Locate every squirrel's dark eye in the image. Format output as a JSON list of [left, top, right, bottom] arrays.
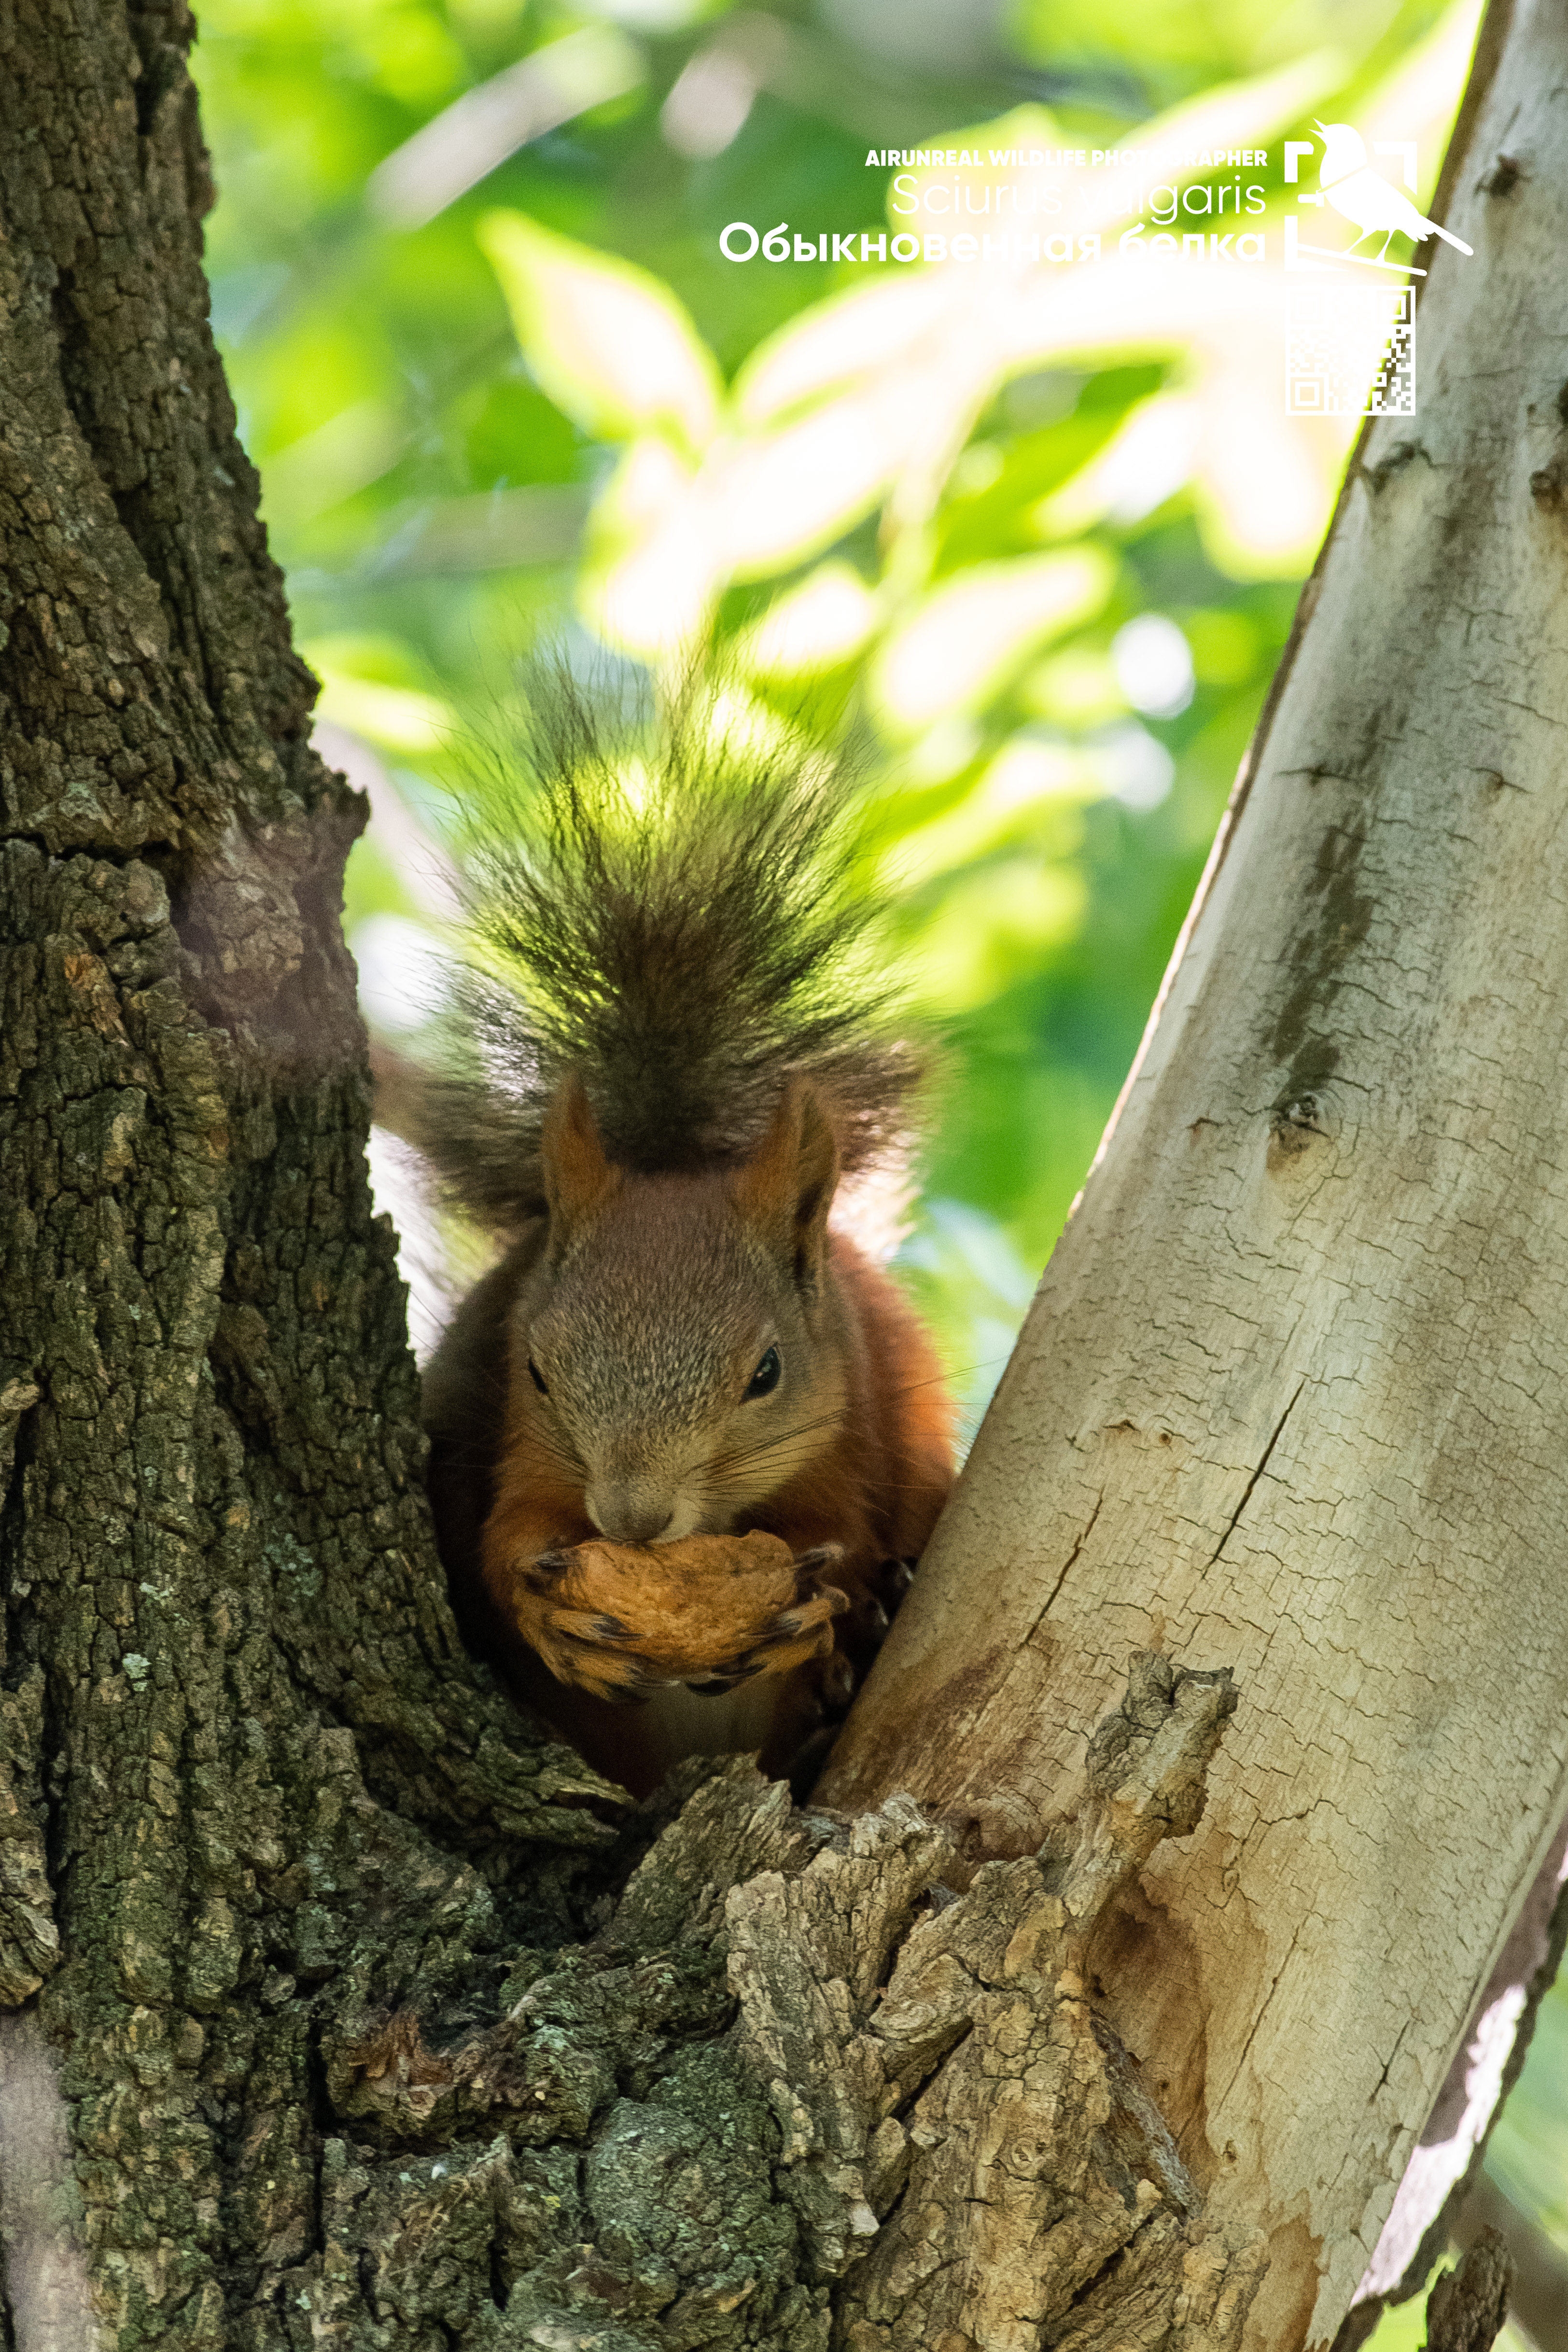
[[745, 1345, 781, 1400], [528, 1357, 548, 1396]]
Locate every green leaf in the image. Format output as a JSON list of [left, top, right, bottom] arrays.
[[479, 210, 722, 460], [733, 562, 879, 680], [872, 548, 1115, 735]]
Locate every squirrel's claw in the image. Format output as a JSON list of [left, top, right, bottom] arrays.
[[828, 1554, 916, 1683], [701, 1576, 846, 1686], [541, 1612, 658, 1703], [880, 1555, 917, 1600], [756, 1589, 847, 1652], [523, 1550, 572, 1594]]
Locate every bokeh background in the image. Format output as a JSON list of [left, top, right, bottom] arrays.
[[190, 0, 1565, 2337]]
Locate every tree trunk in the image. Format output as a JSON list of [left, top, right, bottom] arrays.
[[823, 0, 1568, 2342], [0, 0, 620, 2339], [0, 2, 1546, 2350], [0, 6, 1266, 2348]]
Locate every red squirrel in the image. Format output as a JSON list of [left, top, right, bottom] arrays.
[[410, 679, 955, 1795]]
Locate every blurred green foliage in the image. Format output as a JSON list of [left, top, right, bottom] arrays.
[[192, 0, 1568, 2329], [193, 0, 1484, 1422]]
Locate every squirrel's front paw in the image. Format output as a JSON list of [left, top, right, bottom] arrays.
[[685, 1543, 849, 1694], [515, 1550, 660, 1701], [511, 1532, 846, 1703]]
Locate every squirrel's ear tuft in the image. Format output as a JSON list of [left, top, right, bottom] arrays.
[[731, 1079, 840, 1292], [542, 1073, 619, 1251]]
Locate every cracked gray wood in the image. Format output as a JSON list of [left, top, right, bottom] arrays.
[[822, 1, 1568, 2342]]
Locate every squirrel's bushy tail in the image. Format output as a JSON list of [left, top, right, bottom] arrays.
[[406, 671, 922, 1234]]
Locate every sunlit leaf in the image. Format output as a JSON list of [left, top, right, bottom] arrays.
[[937, 399, 1146, 571], [480, 210, 722, 458], [890, 56, 1345, 240], [733, 562, 880, 679], [370, 28, 646, 227], [1022, 645, 1125, 728], [733, 272, 956, 427], [1077, 50, 1347, 228], [872, 548, 1114, 735], [891, 732, 1100, 883], [1193, 354, 1336, 576], [911, 858, 1087, 1013], [1357, 0, 1484, 204], [312, 670, 455, 752], [1032, 395, 1199, 537], [303, 636, 458, 752], [995, 252, 1272, 375], [579, 437, 721, 653], [260, 398, 406, 527], [585, 0, 723, 26], [718, 381, 930, 579]]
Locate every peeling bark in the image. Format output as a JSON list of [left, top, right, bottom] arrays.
[[1424, 2232, 1512, 2352], [1337, 1820, 1568, 2346], [1454, 2177, 1568, 2351], [240, 1653, 1258, 2352]]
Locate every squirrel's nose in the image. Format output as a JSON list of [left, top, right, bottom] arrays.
[[587, 1484, 675, 1544]]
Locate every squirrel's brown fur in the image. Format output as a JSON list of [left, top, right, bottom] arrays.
[[416, 675, 954, 1794]]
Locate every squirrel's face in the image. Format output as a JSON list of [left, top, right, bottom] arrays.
[[516, 1076, 848, 1544]]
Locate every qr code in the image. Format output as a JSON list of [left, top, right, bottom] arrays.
[[1286, 287, 1414, 416]]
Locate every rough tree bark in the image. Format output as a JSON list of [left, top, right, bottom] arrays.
[[0, 3, 1547, 2352]]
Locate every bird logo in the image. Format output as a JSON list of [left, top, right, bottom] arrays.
[[1301, 122, 1473, 262]]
